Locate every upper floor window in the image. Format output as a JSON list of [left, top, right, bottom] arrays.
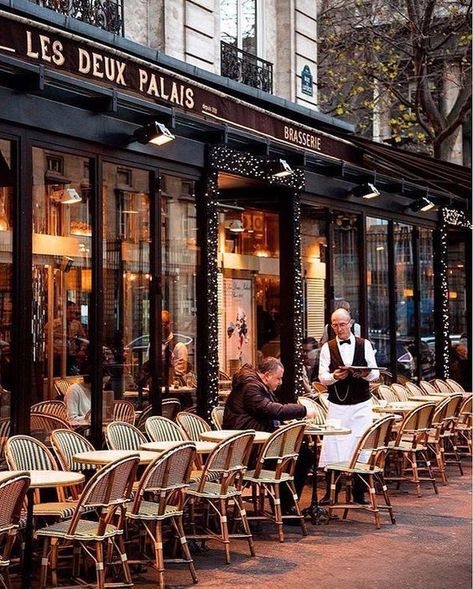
[[221, 0, 257, 55]]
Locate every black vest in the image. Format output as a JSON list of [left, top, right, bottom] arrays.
[[327, 337, 371, 405]]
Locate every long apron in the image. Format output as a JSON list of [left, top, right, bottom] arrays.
[[318, 398, 373, 468]]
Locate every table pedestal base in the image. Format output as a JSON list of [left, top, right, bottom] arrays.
[[303, 502, 329, 525]]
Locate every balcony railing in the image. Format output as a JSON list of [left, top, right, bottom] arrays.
[[30, 0, 124, 36], [221, 41, 273, 94]]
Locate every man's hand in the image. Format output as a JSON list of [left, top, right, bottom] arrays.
[[333, 368, 350, 381]]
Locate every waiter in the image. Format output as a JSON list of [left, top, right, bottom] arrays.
[[318, 307, 379, 504]]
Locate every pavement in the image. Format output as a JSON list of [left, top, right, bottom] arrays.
[[133, 459, 472, 589]]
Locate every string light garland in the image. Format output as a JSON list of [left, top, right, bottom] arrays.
[[292, 193, 305, 398]]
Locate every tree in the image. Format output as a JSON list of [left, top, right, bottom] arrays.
[[317, 0, 472, 163]]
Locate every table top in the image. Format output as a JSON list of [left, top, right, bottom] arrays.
[[408, 395, 445, 403], [141, 440, 216, 454], [73, 449, 158, 466], [305, 424, 351, 436], [0, 470, 85, 489], [199, 430, 270, 444], [373, 401, 422, 413]]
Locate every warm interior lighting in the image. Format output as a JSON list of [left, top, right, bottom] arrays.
[[270, 159, 293, 178], [403, 288, 414, 297], [350, 182, 380, 199], [50, 188, 82, 204], [448, 291, 458, 299], [227, 219, 245, 233], [133, 122, 175, 146]]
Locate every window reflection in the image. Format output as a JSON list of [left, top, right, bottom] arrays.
[[419, 228, 435, 379], [221, 0, 257, 54], [333, 212, 360, 322]]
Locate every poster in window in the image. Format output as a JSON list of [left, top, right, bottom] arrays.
[[224, 278, 253, 371]]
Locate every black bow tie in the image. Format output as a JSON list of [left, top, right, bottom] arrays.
[[339, 339, 351, 345]]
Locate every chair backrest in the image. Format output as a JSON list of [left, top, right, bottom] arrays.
[[254, 421, 306, 479], [64, 454, 139, 537], [395, 403, 436, 445], [112, 400, 136, 425], [30, 413, 71, 434], [0, 471, 30, 534], [31, 400, 68, 421], [442, 393, 464, 422], [176, 412, 211, 441], [106, 421, 147, 451], [419, 380, 440, 396], [370, 394, 381, 406], [145, 415, 187, 442], [129, 442, 196, 517], [405, 381, 426, 397], [316, 393, 329, 411], [162, 398, 181, 421], [0, 417, 11, 457], [210, 406, 224, 430], [349, 415, 396, 469], [298, 396, 326, 424], [219, 370, 231, 381], [377, 385, 399, 403], [5, 435, 59, 471], [431, 379, 455, 395], [196, 430, 255, 493], [445, 378, 466, 394], [53, 376, 84, 399], [50, 428, 95, 471], [135, 405, 153, 432], [391, 383, 410, 401], [458, 395, 472, 426]]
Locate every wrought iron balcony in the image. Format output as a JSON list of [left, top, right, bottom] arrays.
[[221, 41, 273, 94], [30, 0, 124, 36]]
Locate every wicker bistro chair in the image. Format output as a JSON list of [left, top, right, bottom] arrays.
[[185, 431, 256, 564], [145, 416, 187, 443], [455, 396, 472, 454], [445, 378, 466, 394], [112, 400, 136, 425], [210, 406, 224, 430], [176, 412, 211, 441], [0, 417, 10, 464], [405, 381, 428, 398], [298, 397, 326, 425], [377, 385, 399, 403], [106, 421, 147, 452], [31, 401, 68, 421], [326, 415, 397, 529], [432, 379, 456, 395], [391, 383, 410, 401], [0, 471, 30, 589], [126, 442, 198, 589], [161, 399, 182, 421], [135, 405, 153, 433], [30, 413, 72, 446], [385, 403, 438, 497], [36, 453, 140, 589], [315, 393, 329, 412], [243, 421, 307, 542], [419, 380, 442, 396], [5, 435, 82, 520], [51, 429, 96, 474]]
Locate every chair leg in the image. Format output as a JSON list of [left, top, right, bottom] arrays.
[[367, 474, 380, 529], [286, 481, 307, 537], [234, 495, 255, 557], [95, 541, 105, 589], [116, 535, 133, 586], [272, 484, 284, 542], [154, 521, 165, 589], [410, 453, 422, 497], [379, 474, 396, 525], [39, 538, 50, 588], [50, 539, 59, 587], [174, 515, 198, 584], [219, 499, 231, 564]]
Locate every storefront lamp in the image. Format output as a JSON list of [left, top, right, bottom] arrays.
[[350, 182, 380, 199], [409, 196, 435, 212], [270, 159, 294, 178], [133, 122, 175, 146]]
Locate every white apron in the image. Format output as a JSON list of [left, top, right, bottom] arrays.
[[318, 398, 373, 468]]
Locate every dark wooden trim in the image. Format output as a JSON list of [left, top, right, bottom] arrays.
[[150, 172, 163, 415], [412, 226, 422, 381], [358, 211, 368, 338], [387, 221, 397, 380]]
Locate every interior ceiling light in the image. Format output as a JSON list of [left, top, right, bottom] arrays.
[[270, 159, 294, 178], [50, 188, 82, 204], [133, 122, 175, 146], [409, 196, 436, 212], [227, 219, 245, 233], [350, 182, 380, 199]]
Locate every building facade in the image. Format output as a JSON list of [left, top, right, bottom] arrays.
[[0, 0, 470, 444]]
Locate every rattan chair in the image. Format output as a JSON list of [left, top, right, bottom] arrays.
[[326, 415, 396, 529], [431, 379, 455, 395], [0, 417, 10, 464], [53, 377, 83, 400], [405, 381, 428, 397], [445, 378, 466, 393], [50, 429, 95, 472], [437, 393, 465, 476], [298, 397, 326, 424], [135, 405, 153, 432], [391, 383, 410, 401], [176, 412, 211, 441], [145, 416, 187, 443], [112, 399, 136, 425], [426, 396, 455, 484], [315, 393, 329, 412], [243, 421, 307, 542], [126, 442, 198, 589], [0, 471, 30, 589], [185, 431, 255, 564], [210, 406, 224, 430], [419, 380, 442, 396], [386, 402, 438, 497], [31, 400, 68, 421], [36, 453, 140, 589], [455, 396, 472, 454], [377, 385, 399, 403], [162, 398, 181, 421], [105, 420, 148, 451], [5, 435, 81, 519], [30, 413, 72, 445]]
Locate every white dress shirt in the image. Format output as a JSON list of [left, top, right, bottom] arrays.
[[318, 334, 379, 385]]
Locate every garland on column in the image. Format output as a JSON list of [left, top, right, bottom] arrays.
[[292, 192, 305, 398]]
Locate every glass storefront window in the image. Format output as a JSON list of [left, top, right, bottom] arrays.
[[221, 0, 257, 54], [366, 217, 389, 369], [419, 228, 435, 379], [333, 212, 360, 323], [32, 148, 92, 403], [102, 163, 150, 414], [0, 140, 13, 419], [161, 175, 198, 398]]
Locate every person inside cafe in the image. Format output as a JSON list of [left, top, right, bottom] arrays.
[[64, 369, 91, 424], [223, 356, 317, 515], [318, 307, 379, 504], [65, 300, 88, 375], [161, 310, 189, 386]]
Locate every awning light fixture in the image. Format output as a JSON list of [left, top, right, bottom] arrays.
[[133, 121, 175, 146], [270, 159, 294, 178]]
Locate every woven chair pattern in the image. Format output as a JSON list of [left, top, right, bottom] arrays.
[[210, 406, 224, 430], [0, 417, 10, 458], [203, 431, 254, 476], [0, 471, 30, 531], [51, 429, 95, 472], [176, 412, 211, 441], [298, 397, 326, 425], [405, 382, 427, 397], [161, 398, 181, 421], [135, 404, 153, 431], [5, 435, 58, 471], [31, 400, 68, 421], [445, 379, 466, 393], [30, 414, 72, 440], [432, 379, 455, 394], [138, 442, 196, 493], [419, 380, 440, 396], [106, 421, 147, 451], [391, 383, 410, 401], [377, 385, 398, 403], [316, 393, 329, 411], [255, 421, 306, 467], [112, 400, 135, 425], [53, 377, 83, 399], [145, 416, 187, 442]]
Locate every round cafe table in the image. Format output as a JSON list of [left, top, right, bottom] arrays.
[[73, 449, 159, 467], [199, 429, 270, 444], [303, 423, 351, 525], [372, 401, 423, 414], [141, 440, 216, 454]]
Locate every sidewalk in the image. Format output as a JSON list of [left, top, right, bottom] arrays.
[[137, 460, 472, 589]]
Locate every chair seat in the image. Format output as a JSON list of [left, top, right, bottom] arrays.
[[389, 440, 428, 452], [186, 481, 240, 499], [126, 501, 182, 521], [326, 461, 384, 474], [36, 519, 120, 541], [33, 502, 79, 519], [243, 469, 294, 484], [189, 469, 221, 483]]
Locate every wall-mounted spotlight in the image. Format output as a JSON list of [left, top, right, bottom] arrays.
[[50, 188, 82, 204], [409, 196, 436, 212], [270, 159, 294, 178], [227, 219, 245, 233], [350, 182, 380, 200], [133, 121, 175, 146]]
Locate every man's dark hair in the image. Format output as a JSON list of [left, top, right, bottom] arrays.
[[258, 356, 283, 374], [302, 336, 317, 348]]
